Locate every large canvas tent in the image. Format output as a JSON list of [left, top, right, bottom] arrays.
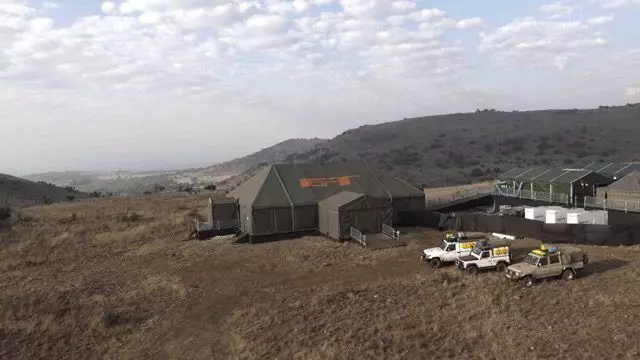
[[229, 162, 425, 236], [597, 172, 640, 200], [318, 191, 391, 241], [498, 167, 612, 199]]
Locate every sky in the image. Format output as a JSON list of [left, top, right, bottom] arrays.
[[1, 0, 640, 176]]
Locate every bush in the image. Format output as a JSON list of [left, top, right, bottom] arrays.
[[66, 195, 75, 202], [0, 207, 11, 222], [469, 168, 485, 177]]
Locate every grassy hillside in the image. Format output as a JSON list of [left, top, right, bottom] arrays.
[[0, 173, 89, 207], [1, 193, 639, 359], [195, 138, 328, 177], [291, 104, 640, 187]]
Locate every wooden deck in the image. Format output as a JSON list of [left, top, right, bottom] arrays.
[[363, 233, 406, 250]]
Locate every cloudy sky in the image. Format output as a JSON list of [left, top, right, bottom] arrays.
[[1, 0, 639, 175]]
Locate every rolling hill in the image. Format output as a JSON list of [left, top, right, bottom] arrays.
[[287, 104, 640, 187], [0, 173, 89, 208]]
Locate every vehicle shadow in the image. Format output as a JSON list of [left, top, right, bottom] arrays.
[[581, 259, 628, 277]]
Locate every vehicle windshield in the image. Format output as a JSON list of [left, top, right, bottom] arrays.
[[440, 241, 449, 250], [471, 247, 482, 257], [523, 254, 540, 266]]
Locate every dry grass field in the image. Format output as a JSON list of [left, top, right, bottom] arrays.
[[1, 193, 640, 359]]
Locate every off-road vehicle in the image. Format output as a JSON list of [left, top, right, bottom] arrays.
[[505, 244, 589, 287], [456, 240, 511, 275], [421, 232, 479, 268]]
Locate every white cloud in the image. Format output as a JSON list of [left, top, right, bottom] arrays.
[[1, 0, 639, 174], [479, 17, 610, 70], [593, 0, 640, 9], [43, 2, 59, 9], [101, 2, 116, 14], [587, 14, 615, 25], [628, 86, 640, 97], [539, 1, 578, 19], [456, 17, 484, 29]]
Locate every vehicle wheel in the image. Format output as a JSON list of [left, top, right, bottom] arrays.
[[496, 262, 507, 272], [466, 265, 478, 276], [523, 276, 534, 288], [562, 269, 576, 281], [430, 258, 442, 269]]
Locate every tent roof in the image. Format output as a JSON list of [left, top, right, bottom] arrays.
[[229, 161, 423, 209], [583, 162, 640, 178], [209, 196, 237, 205], [603, 172, 640, 192], [499, 167, 606, 184], [318, 191, 365, 211]]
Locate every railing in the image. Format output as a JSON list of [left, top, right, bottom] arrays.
[[382, 223, 400, 241], [350, 227, 367, 248], [493, 188, 569, 204], [584, 197, 640, 213], [195, 219, 239, 231]]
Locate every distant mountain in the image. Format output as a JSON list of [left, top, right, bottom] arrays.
[[194, 138, 329, 178], [0, 173, 89, 207], [287, 104, 640, 187]]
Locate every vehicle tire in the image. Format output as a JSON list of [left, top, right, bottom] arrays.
[[562, 269, 576, 281], [466, 265, 478, 276], [496, 262, 507, 272], [430, 258, 442, 269], [523, 276, 534, 288]]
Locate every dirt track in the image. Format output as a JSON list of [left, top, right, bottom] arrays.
[[1, 194, 640, 359]]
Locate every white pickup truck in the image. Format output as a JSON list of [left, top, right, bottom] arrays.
[[456, 240, 511, 275], [421, 233, 479, 268]]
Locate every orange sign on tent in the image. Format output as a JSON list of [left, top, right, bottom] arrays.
[[299, 176, 359, 188]]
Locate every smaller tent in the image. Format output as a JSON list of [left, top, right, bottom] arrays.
[[318, 191, 391, 241], [206, 196, 238, 227]]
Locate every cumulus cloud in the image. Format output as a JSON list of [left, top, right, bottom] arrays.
[[593, 0, 640, 9], [539, 1, 578, 19], [479, 17, 610, 70], [0, 0, 639, 174]]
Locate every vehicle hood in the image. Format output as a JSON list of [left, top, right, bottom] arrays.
[[507, 262, 536, 274], [423, 248, 442, 257], [458, 255, 477, 262]]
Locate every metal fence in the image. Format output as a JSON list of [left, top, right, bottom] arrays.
[[382, 223, 400, 241], [493, 188, 569, 204], [350, 227, 367, 248], [584, 197, 640, 213]]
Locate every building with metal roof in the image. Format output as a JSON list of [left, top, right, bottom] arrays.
[[498, 167, 613, 200], [583, 162, 640, 180]]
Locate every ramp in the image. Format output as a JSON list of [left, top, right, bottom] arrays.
[[349, 224, 405, 250]]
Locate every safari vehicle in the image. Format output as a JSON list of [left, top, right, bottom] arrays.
[[505, 244, 589, 287], [456, 240, 511, 275], [421, 232, 479, 268]]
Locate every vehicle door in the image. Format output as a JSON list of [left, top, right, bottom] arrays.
[[480, 250, 492, 268], [442, 243, 457, 262], [546, 253, 564, 276], [534, 256, 552, 278]]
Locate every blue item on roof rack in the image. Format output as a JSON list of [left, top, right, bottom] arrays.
[[548, 247, 557, 253]]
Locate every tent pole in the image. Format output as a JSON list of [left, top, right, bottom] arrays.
[[272, 165, 296, 231]]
